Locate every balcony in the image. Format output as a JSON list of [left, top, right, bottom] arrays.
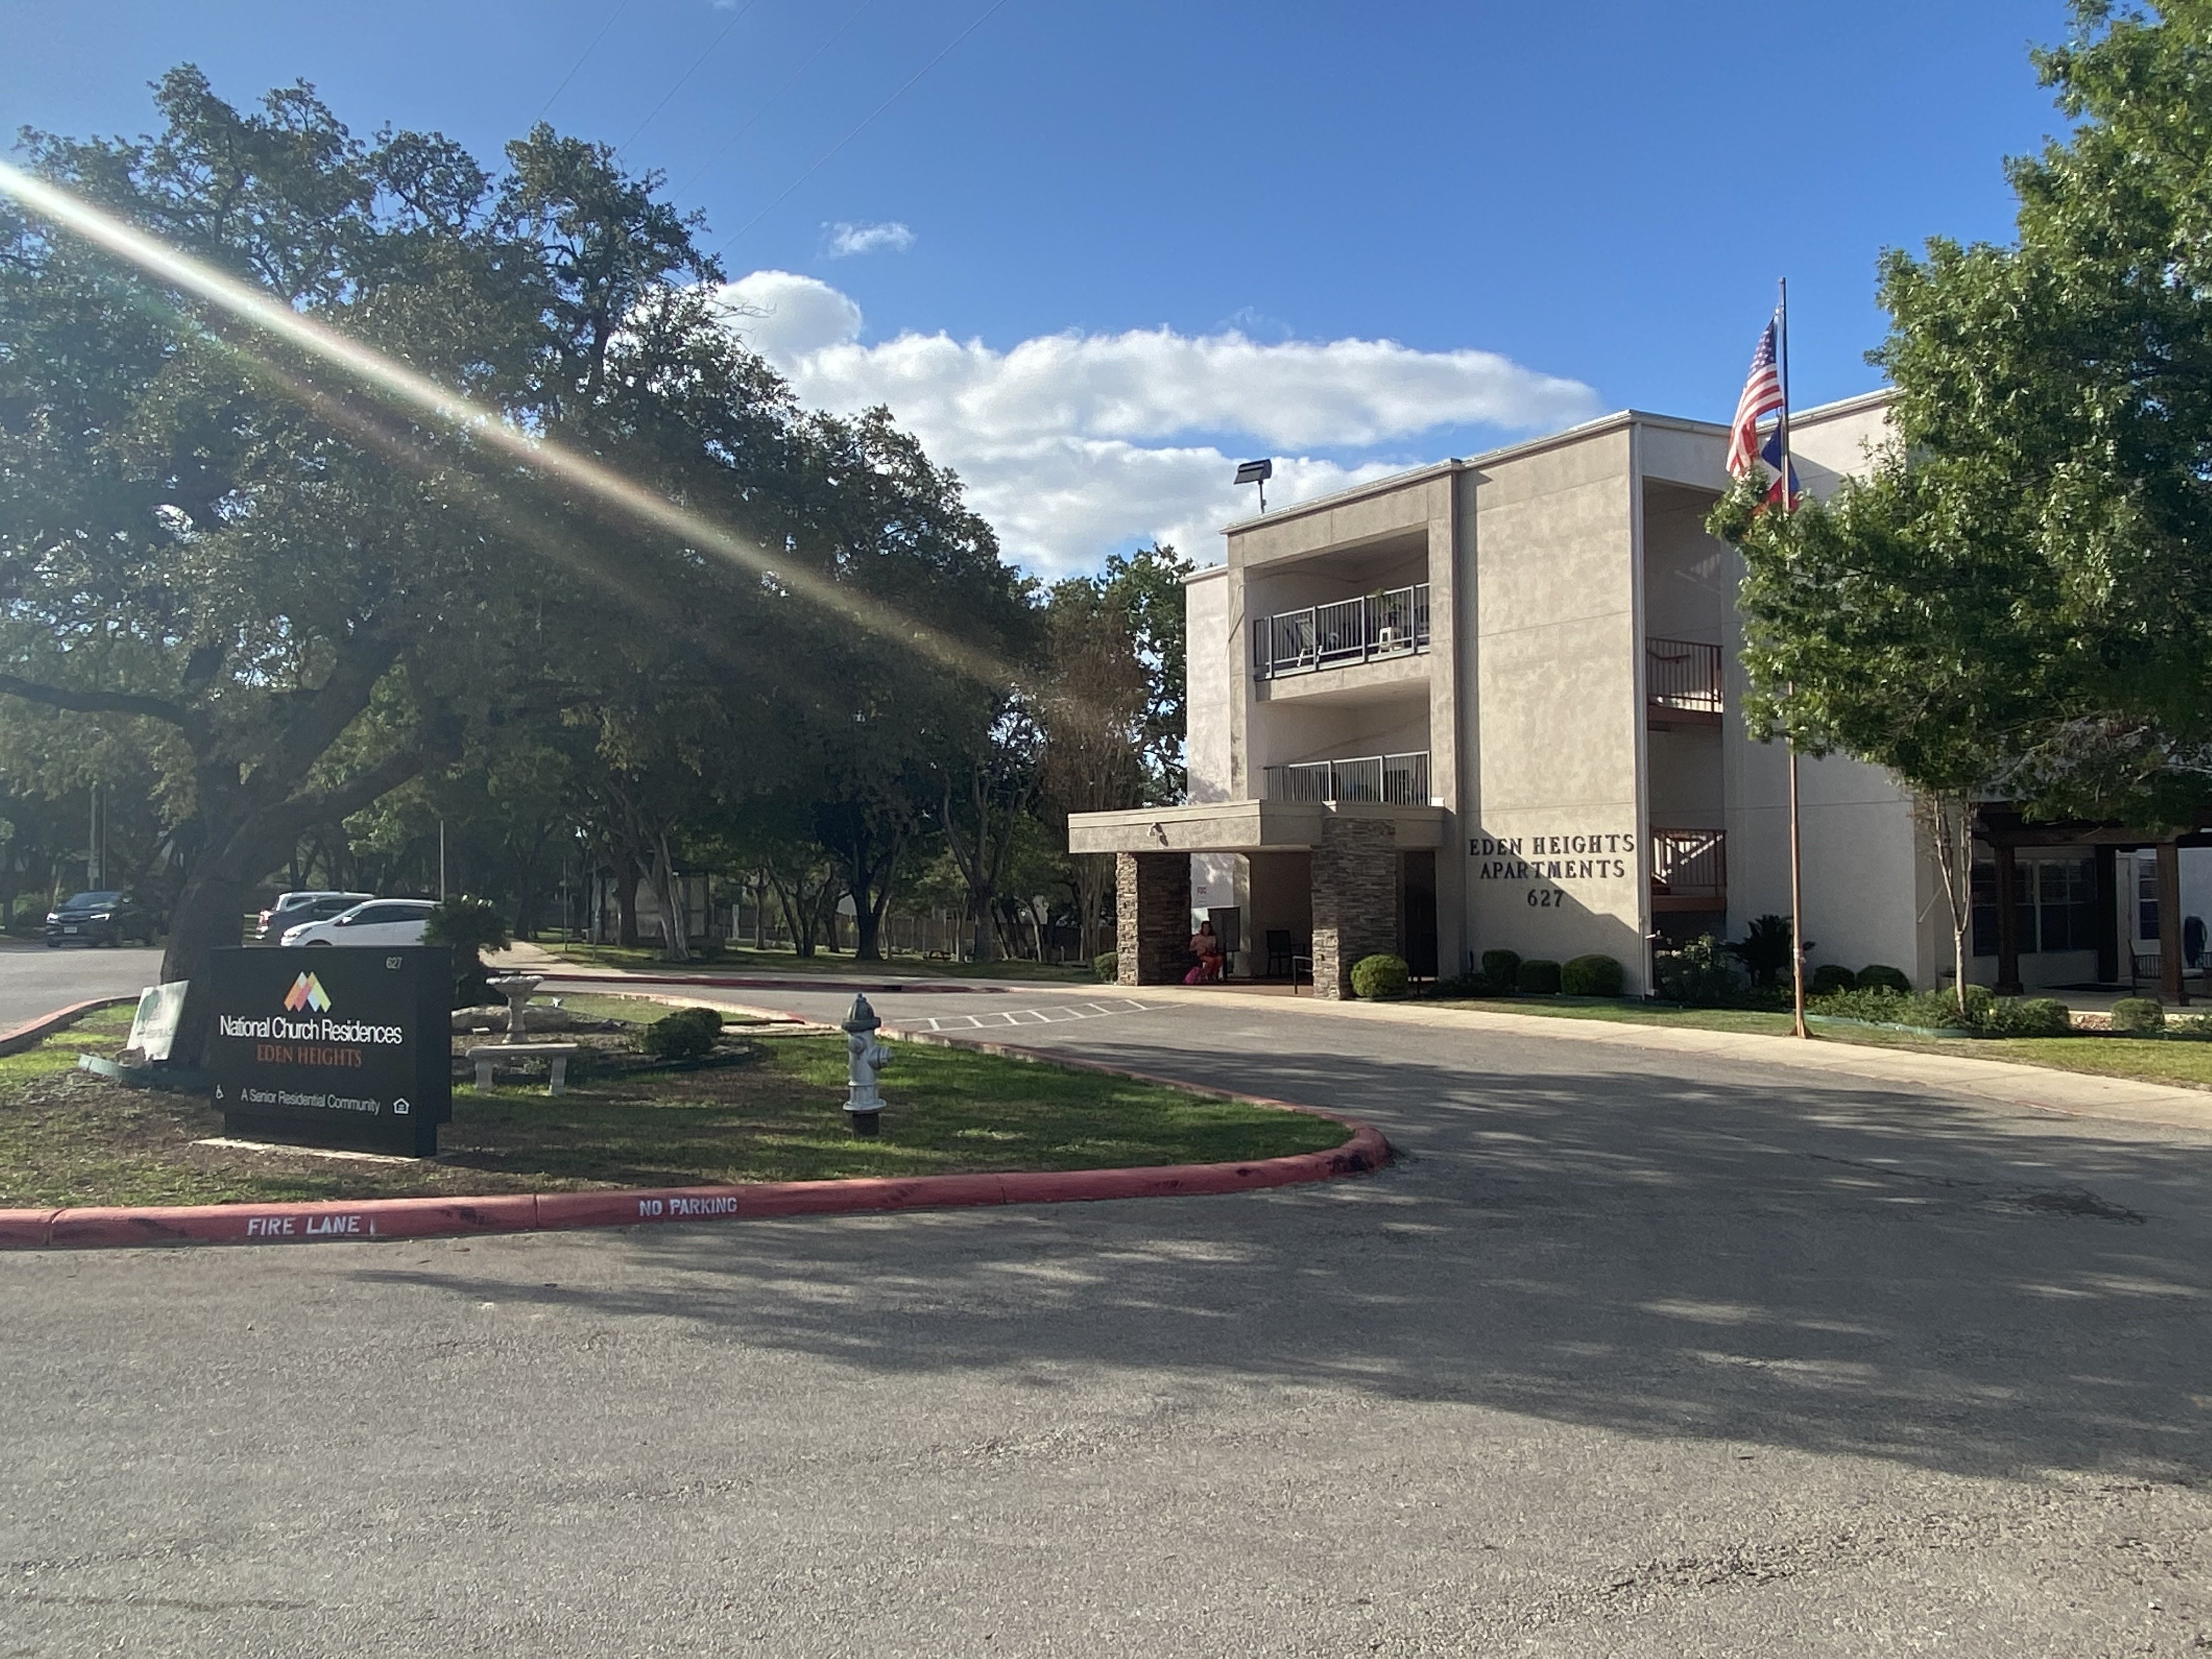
[[1647, 636, 1722, 726], [1265, 751, 1432, 806], [1650, 827, 1725, 911], [1252, 584, 1430, 679]]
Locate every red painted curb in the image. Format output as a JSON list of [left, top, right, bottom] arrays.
[[0, 1209, 59, 1248], [0, 1023, 1391, 1251], [0, 994, 139, 1058], [46, 1194, 541, 1249]]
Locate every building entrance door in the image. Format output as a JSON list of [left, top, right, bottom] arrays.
[[1400, 850, 1438, 980]]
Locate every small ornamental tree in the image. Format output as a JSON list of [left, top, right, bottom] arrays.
[[425, 894, 509, 1010]]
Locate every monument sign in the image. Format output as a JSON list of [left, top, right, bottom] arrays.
[[205, 946, 453, 1156]]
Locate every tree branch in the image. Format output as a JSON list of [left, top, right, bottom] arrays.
[[0, 672, 195, 730]]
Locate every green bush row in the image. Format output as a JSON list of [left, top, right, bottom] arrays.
[[1809, 984, 2073, 1036], [1430, 949, 1625, 999]]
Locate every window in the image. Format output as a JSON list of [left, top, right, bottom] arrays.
[[2139, 860, 2160, 943], [1971, 857, 2097, 955], [2035, 859, 2097, 952]]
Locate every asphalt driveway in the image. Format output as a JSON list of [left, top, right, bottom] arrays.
[[3, 970, 2209, 1654]]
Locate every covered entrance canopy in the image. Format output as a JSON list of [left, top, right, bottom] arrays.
[[1069, 800, 1445, 999], [1978, 807, 2212, 1004]]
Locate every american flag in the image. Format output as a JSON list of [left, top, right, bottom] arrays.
[[1726, 319, 1785, 477]]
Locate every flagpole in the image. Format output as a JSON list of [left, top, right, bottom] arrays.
[[1778, 276, 1808, 1040]]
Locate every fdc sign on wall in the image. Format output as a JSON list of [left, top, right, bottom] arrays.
[[206, 947, 452, 1156]]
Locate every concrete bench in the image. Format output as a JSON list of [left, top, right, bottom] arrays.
[[466, 1042, 581, 1095]]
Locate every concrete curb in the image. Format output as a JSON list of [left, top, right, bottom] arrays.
[[0, 994, 138, 1058], [0, 1018, 1389, 1250], [530, 967, 1023, 996]]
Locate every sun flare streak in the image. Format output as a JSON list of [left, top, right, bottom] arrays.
[[0, 159, 1011, 689]]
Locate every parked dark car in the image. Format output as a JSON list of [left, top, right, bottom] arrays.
[[45, 890, 150, 947], [253, 889, 374, 941]]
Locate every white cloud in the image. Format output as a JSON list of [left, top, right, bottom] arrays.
[[710, 270, 1601, 577], [823, 220, 916, 257]]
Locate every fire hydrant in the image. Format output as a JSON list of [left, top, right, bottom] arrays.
[[841, 993, 894, 1137]]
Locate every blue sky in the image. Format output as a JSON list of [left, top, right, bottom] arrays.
[[2, 0, 2074, 573]]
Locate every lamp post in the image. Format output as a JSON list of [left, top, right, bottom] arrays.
[[1234, 457, 1273, 514]]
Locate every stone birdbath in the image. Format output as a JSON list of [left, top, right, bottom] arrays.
[[471, 972, 578, 1095], [486, 973, 544, 1043]]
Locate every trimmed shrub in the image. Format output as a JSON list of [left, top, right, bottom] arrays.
[[1351, 953, 1411, 999], [1481, 949, 1522, 991], [2110, 996, 2165, 1035], [1957, 982, 1995, 1025], [1516, 958, 1562, 995], [1856, 963, 1911, 993], [1560, 953, 1624, 997], [1092, 950, 1121, 984], [1809, 963, 1857, 996], [1985, 996, 2073, 1037], [638, 1005, 724, 1060], [1655, 933, 1745, 1006]]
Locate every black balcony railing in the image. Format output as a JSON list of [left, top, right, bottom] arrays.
[[1252, 584, 1430, 679], [1647, 637, 1723, 718], [1650, 827, 1726, 906]]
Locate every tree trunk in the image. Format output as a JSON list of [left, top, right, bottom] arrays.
[[752, 870, 769, 949], [1073, 853, 1111, 962], [644, 833, 690, 963], [616, 876, 640, 948], [159, 861, 254, 1069]]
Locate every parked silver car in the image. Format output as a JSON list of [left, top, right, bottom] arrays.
[[255, 890, 374, 941]]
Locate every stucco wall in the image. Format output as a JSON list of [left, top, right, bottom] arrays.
[[1464, 427, 1649, 986], [1184, 567, 1234, 805]]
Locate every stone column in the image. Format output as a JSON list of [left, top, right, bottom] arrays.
[[1310, 816, 1398, 1000], [1116, 851, 1190, 986]]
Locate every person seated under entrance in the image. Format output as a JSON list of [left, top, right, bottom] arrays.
[[1184, 919, 1224, 984]]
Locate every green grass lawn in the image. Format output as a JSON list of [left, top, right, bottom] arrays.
[[1431, 994, 2212, 1092], [543, 940, 1098, 984], [0, 996, 1343, 1210]]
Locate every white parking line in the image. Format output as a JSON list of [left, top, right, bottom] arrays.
[[899, 998, 1156, 1034]]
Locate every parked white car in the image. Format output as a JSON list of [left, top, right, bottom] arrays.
[[281, 898, 438, 947], [256, 889, 374, 941]]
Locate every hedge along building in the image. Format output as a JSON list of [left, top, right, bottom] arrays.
[[1069, 390, 1966, 998]]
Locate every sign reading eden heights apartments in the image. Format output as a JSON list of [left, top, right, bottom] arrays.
[[206, 946, 453, 1156]]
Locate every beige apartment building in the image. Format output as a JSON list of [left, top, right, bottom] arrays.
[[1073, 388, 2212, 1001]]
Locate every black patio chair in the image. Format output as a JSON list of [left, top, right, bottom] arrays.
[[1265, 929, 1295, 977]]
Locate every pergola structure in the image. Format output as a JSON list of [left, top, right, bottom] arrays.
[[1977, 806, 2212, 1004]]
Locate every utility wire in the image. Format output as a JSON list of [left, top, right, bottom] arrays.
[[672, 0, 877, 200], [618, 0, 766, 155], [713, 0, 1013, 258], [535, 0, 636, 125]]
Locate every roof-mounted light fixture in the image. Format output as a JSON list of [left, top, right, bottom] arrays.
[[1234, 458, 1273, 513]]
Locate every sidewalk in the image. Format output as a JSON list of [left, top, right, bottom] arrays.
[[485, 940, 1015, 995], [1135, 984, 2212, 1138]]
